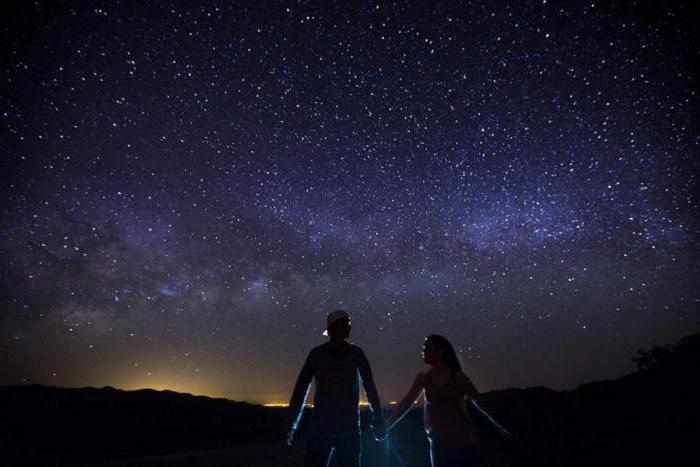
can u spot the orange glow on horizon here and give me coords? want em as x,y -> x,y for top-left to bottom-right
96,371 -> 408,406
263,402 -> 314,408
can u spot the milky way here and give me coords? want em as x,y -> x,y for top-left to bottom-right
1,1 -> 698,403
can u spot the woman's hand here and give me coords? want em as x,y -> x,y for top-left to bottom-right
497,426 -> 513,441
286,428 -> 295,446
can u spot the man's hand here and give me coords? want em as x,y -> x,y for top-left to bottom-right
373,418 -> 387,441
286,429 -> 295,446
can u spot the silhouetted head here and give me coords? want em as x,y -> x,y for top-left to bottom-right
423,334 -> 462,371
323,309 -> 351,340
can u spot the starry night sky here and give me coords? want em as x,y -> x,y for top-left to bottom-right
1,1 -> 699,404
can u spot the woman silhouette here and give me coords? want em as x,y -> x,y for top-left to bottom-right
385,335 -> 480,467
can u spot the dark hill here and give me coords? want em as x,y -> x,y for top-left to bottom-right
467,333 -> 700,467
0,385 -> 291,466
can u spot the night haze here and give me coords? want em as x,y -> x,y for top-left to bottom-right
1,0 -> 699,407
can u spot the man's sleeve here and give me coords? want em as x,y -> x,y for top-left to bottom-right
357,348 -> 383,425
287,349 -> 316,431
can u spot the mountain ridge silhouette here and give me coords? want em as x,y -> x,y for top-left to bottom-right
2,333 -> 698,466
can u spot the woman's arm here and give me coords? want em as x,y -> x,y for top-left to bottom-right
456,371 -> 479,398
385,372 -> 425,431
456,372 -> 513,439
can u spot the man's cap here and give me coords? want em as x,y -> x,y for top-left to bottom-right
322,309 -> 350,336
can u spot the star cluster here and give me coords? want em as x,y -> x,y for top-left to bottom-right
1,1 -> 698,402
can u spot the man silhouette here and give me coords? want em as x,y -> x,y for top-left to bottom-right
286,310 -> 385,467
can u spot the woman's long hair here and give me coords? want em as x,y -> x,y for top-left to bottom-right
427,334 -> 463,372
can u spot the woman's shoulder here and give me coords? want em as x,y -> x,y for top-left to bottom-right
452,370 -> 478,395
451,369 -> 468,384
414,370 -> 427,387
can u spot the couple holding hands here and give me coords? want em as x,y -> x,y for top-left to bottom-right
286,310 -> 495,467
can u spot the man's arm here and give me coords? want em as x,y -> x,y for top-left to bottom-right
287,349 -> 316,434
357,349 -> 383,427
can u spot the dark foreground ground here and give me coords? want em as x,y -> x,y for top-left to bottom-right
2,333 -> 699,466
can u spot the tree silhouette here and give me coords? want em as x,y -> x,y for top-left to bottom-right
633,332 -> 700,369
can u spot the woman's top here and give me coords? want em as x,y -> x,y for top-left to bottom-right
423,368 -> 478,447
